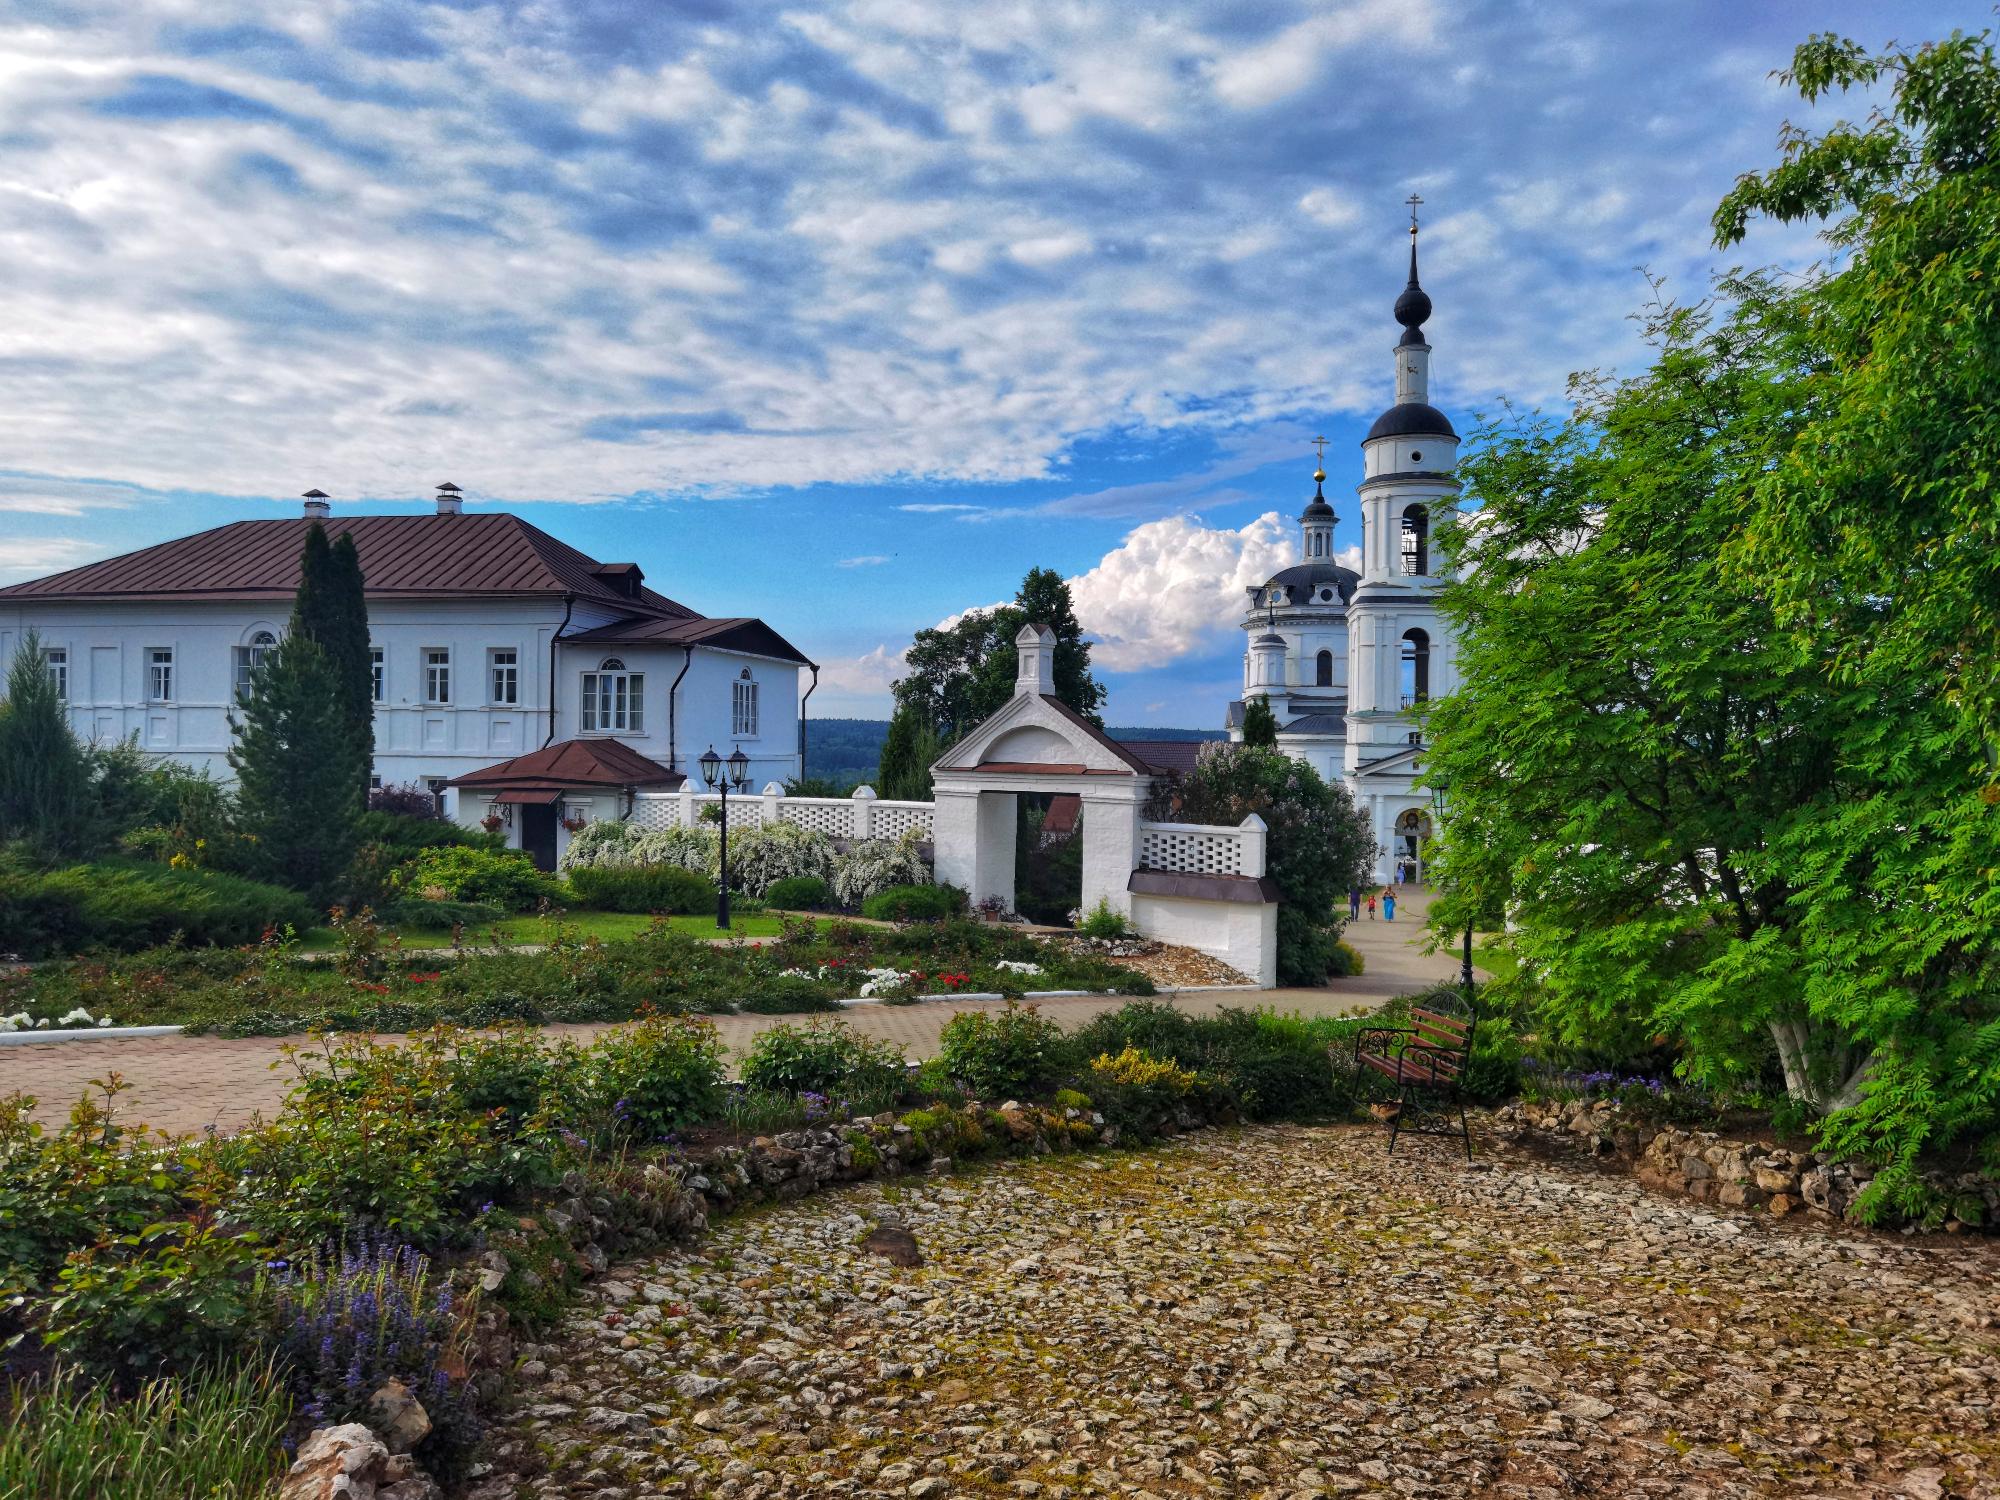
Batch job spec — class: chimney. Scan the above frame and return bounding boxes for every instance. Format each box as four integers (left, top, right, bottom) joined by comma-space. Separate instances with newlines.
302, 488, 330, 521
434, 481, 463, 516
1014, 622, 1056, 698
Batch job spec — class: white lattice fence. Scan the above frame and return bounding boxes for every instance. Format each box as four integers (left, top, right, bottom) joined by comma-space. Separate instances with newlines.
1138, 821, 1246, 876
627, 794, 683, 831
779, 798, 852, 836
870, 801, 934, 840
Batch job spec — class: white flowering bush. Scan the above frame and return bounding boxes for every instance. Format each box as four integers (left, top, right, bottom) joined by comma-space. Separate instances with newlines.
629, 826, 721, 876
994, 960, 1043, 976
0, 1008, 113, 1032
722, 823, 837, 898
831, 830, 933, 908
559, 820, 638, 870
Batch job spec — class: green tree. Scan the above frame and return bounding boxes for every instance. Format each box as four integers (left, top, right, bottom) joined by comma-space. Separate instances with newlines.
289, 525, 374, 799
228, 633, 361, 905
892, 568, 1106, 746
1165, 744, 1372, 985
1240, 696, 1279, 748
875, 704, 941, 802
0, 631, 97, 858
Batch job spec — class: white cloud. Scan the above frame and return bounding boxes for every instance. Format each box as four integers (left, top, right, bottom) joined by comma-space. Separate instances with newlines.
1066, 512, 1294, 672
1298, 187, 1361, 229
836, 554, 891, 567
0, 537, 105, 580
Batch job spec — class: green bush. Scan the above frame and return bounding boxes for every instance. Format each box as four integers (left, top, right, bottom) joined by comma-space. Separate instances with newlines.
0, 858, 316, 958
354, 811, 500, 854
1064, 1001, 1355, 1121
1076, 898, 1131, 939
938, 1002, 1067, 1098
1327, 939, 1365, 977
861, 883, 964, 923
373, 896, 508, 931
566, 863, 715, 914
740, 1021, 908, 1101
733, 975, 842, 1014
0, 1359, 292, 1500
764, 875, 833, 910
390, 846, 562, 913
587, 1015, 726, 1141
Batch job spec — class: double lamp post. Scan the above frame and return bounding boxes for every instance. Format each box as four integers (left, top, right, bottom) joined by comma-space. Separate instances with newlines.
698, 743, 752, 930
1428, 776, 1477, 1005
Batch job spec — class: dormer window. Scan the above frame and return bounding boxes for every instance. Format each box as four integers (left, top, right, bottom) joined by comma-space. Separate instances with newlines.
582, 657, 644, 733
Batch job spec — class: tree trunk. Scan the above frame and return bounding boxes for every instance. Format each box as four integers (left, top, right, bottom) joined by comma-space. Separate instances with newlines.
1768, 1016, 1873, 1113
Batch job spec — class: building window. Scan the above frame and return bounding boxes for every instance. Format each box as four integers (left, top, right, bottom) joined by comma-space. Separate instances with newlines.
148, 648, 174, 702
424, 776, 449, 815
233, 631, 276, 701
581, 657, 643, 733
732, 674, 759, 737
1399, 505, 1430, 576
489, 648, 518, 706
45, 647, 67, 701
1400, 628, 1431, 708
369, 774, 383, 791
424, 649, 451, 705
1315, 650, 1333, 688
370, 647, 384, 703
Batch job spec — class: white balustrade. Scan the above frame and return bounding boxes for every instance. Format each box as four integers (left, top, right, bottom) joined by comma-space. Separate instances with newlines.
626, 783, 933, 841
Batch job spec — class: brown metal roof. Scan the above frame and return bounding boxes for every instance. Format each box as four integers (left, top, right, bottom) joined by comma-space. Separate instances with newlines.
1037, 696, 1159, 775
449, 737, 686, 791
0, 513, 697, 618
565, 614, 815, 667
1113, 739, 1212, 777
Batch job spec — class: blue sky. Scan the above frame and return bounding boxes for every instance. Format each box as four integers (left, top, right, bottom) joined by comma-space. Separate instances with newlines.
0, 0, 1975, 725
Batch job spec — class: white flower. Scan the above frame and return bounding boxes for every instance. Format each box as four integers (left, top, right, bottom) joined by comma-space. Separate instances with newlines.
0, 1012, 30, 1033
98, 1017, 114, 1027
995, 960, 1043, 976
58, 1008, 96, 1027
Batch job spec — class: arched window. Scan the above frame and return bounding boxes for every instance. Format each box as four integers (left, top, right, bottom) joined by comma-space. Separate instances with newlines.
582, 656, 644, 733
1399, 505, 1430, 576
1315, 650, 1334, 687
1399, 628, 1431, 708
234, 630, 278, 701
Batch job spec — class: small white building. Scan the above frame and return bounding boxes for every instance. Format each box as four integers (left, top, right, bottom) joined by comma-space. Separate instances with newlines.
0, 485, 815, 869
1226, 223, 1460, 883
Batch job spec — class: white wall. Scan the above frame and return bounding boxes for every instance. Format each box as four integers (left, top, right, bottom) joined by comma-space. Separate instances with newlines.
550, 641, 800, 788
1131, 891, 1277, 988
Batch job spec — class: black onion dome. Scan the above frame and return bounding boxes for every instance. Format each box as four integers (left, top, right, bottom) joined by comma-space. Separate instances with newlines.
1254, 631, 1286, 646
1365, 401, 1457, 442
1262, 562, 1359, 606
1301, 474, 1334, 519
1395, 232, 1431, 345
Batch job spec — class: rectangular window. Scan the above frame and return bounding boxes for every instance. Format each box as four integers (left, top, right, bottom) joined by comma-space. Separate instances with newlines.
424, 649, 451, 705
580, 667, 644, 732
370, 647, 384, 703
45, 648, 68, 700
732, 678, 759, 738
423, 776, 448, 815
233, 633, 276, 701
489, 648, 518, 706
148, 648, 173, 702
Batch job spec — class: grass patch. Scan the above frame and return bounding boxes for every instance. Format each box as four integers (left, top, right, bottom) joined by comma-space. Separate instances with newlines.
293, 910, 802, 951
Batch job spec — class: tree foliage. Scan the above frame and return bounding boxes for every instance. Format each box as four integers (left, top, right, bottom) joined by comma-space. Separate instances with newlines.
1429, 29, 2000, 1215
1240, 696, 1279, 748
0, 632, 98, 859
289, 525, 374, 799
892, 567, 1106, 745
228, 633, 361, 907
874, 705, 941, 802
1164, 745, 1372, 986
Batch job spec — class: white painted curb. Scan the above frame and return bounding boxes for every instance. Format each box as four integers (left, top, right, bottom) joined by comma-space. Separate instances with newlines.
0, 1024, 186, 1046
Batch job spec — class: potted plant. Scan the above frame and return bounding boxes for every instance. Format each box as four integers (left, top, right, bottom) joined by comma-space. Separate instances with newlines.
481, 813, 505, 834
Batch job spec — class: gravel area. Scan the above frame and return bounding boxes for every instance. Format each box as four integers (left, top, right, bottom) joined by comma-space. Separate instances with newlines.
492, 1124, 2000, 1499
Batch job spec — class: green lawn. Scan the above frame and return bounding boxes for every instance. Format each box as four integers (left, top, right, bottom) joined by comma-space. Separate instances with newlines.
1473, 936, 1520, 983
295, 910, 804, 952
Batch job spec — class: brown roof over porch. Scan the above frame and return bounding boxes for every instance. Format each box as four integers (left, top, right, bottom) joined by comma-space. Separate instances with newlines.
447, 737, 686, 793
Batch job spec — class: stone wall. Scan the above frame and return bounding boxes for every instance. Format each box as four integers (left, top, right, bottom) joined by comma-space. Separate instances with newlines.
1494, 1098, 1998, 1236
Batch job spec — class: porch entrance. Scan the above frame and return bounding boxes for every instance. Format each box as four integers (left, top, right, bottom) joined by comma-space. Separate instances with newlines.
520, 804, 559, 871
1016, 793, 1084, 925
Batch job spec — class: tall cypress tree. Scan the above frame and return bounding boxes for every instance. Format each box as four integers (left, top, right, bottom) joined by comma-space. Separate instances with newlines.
0, 631, 96, 858
228, 633, 359, 905
289, 524, 375, 798
1241, 695, 1280, 748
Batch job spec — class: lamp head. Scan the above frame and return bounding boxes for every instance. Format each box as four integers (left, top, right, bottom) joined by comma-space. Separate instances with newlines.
726, 745, 751, 789
698, 745, 721, 789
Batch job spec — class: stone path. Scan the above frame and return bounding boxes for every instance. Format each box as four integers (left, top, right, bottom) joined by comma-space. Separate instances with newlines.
2, 887, 1465, 1137
493, 1124, 2000, 1500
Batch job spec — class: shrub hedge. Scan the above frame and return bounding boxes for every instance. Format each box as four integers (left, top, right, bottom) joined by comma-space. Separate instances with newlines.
389, 846, 562, 913
763, 875, 832, 910
0, 859, 317, 959
861, 883, 964, 923
564, 864, 715, 915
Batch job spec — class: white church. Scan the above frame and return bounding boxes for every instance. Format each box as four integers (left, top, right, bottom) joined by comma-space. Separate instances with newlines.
1226, 221, 1458, 885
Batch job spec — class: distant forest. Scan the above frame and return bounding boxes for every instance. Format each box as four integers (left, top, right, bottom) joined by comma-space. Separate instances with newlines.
801, 717, 1224, 788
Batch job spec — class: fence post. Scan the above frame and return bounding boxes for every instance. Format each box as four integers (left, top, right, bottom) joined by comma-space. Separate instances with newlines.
761, 782, 784, 830
1238, 813, 1268, 878
851, 783, 876, 840
677, 784, 697, 829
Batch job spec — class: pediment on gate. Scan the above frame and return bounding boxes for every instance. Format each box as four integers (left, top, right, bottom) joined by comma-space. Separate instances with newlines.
930, 692, 1156, 780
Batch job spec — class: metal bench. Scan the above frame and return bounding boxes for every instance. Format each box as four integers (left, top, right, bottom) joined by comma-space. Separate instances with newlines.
1345, 1000, 1477, 1159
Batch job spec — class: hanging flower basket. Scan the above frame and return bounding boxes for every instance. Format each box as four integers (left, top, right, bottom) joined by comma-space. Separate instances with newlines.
480, 814, 505, 834
561, 814, 590, 833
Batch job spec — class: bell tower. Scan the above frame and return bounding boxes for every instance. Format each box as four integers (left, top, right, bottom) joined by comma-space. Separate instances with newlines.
1345, 201, 1459, 774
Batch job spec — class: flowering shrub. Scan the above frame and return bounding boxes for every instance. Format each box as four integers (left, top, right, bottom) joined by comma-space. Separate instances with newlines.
721, 822, 837, 898
739, 1021, 908, 1102
938, 1002, 1066, 1098
1090, 1045, 1198, 1095
558, 819, 638, 870
588, 1014, 727, 1141
261, 1234, 482, 1477
831, 829, 932, 908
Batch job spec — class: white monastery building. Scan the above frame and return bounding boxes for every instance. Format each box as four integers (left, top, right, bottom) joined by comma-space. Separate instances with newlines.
0, 484, 814, 870
1226, 221, 1459, 883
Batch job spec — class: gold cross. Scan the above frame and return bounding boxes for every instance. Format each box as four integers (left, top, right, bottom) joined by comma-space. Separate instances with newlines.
1311, 435, 1329, 463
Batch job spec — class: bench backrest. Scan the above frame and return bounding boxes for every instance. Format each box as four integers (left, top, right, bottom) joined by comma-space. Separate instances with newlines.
1410, 1006, 1474, 1055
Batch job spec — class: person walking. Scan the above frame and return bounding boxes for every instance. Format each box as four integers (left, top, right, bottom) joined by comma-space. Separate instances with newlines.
1365, 892, 1377, 920
1382, 886, 1397, 922
1348, 886, 1362, 921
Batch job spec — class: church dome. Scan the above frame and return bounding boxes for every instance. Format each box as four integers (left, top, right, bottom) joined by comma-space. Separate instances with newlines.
1259, 561, 1359, 608
1365, 401, 1457, 442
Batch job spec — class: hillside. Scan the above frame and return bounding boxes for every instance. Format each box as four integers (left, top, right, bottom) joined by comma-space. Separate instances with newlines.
802, 717, 1225, 787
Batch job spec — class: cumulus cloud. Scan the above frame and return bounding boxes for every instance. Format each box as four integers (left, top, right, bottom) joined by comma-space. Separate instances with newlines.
0, 537, 108, 581
1066, 512, 1296, 672
0, 0, 1883, 507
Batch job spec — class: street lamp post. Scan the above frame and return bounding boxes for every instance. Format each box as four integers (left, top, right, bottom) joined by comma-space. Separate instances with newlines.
699, 744, 753, 930
1429, 778, 1476, 1004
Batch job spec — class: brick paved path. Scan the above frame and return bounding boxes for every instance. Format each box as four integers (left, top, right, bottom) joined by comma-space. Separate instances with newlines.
3, 886, 1464, 1138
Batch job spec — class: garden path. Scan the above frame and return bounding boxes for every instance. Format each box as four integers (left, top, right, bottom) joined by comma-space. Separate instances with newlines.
5, 884, 1464, 1139
489, 1123, 2000, 1499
